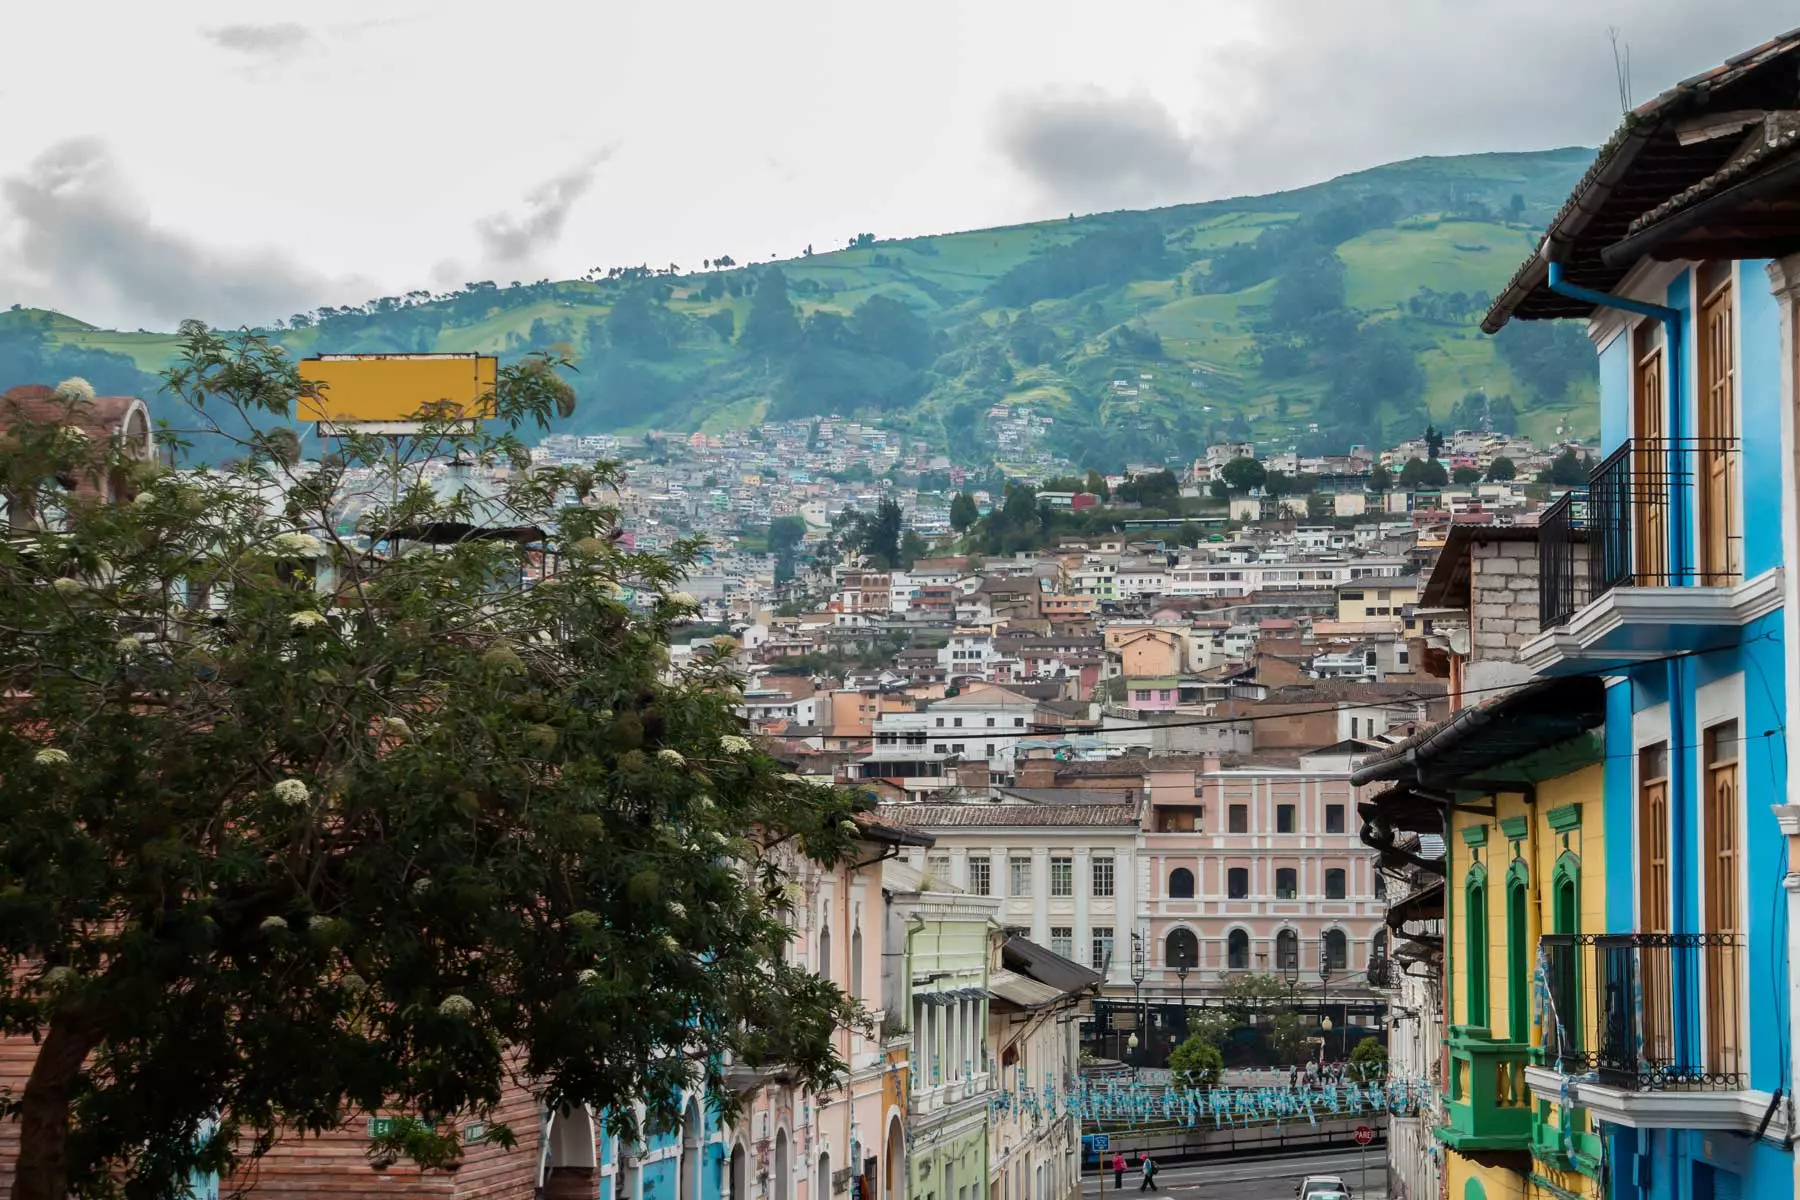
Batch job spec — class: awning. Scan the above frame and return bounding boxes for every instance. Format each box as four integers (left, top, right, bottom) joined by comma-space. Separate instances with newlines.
1385, 879, 1445, 937
1001, 935, 1102, 996
1350, 676, 1605, 787
987, 969, 1069, 1012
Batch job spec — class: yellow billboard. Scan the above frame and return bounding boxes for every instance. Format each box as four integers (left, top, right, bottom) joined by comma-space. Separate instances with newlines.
297, 354, 498, 425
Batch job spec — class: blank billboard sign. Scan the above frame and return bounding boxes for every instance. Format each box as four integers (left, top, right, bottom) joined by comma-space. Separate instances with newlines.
297, 354, 498, 427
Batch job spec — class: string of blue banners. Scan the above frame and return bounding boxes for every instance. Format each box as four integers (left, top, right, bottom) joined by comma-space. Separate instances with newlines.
987, 1075, 1435, 1129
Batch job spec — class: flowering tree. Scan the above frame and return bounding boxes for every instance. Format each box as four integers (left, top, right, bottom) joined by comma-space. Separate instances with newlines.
0, 327, 864, 1198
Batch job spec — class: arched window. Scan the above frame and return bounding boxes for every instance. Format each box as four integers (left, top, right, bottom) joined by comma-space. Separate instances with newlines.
1551, 854, 1582, 1055
1227, 929, 1250, 970
1325, 868, 1347, 899
1168, 867, 1195, 899
818, 924, 832, 982
1275, 867, 1298, 899
1506, 862, 1530, 1043
1276, 929, 1299, 972
1466, 868, 1489, 1026
817, 1152, 831, 1200
1165, 927, 1198, 970
850, 925, 864, 998
1323, 929, 1348, 972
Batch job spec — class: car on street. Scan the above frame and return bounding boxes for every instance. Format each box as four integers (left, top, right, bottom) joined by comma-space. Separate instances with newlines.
1296, 1177, 1351, 1199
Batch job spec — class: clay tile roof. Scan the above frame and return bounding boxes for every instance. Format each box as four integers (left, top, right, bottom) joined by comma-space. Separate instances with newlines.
1483, 27, 1800, 332
876, 802, 1141, 828
1, 386, 153, 446
1617, 119, 1800, 247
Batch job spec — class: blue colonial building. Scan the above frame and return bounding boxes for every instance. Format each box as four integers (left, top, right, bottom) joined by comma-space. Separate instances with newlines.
1483, 27, 1800, 1200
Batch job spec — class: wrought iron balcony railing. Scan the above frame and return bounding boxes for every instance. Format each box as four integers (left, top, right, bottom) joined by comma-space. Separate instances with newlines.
1537, 488, 1589, 629
1539, 932, 1744, 1091
1539, 438, 1742, 630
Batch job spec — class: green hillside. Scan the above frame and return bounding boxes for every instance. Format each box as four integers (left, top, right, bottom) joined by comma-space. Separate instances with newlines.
2, 147, 1601, 466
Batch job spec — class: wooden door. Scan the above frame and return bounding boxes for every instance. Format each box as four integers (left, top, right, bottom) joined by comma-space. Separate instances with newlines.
1639, 743, 1672, 1067
1697, 264, 1739, 584
1704, 721, 1742, 1079
1632, 321, 1668, 584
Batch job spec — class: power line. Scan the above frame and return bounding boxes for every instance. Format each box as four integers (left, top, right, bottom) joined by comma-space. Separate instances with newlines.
865, 633, 1779, 748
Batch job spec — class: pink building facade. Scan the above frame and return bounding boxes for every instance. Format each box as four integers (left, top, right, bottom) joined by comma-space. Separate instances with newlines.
1137, 749, 1386, 1004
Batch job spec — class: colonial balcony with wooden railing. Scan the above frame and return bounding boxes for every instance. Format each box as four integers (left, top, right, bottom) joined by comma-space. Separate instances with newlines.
1525, 438, 1776, 674
1436, 1025, 1533, 1153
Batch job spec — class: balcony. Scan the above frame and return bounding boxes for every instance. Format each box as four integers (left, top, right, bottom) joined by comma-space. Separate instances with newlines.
1436, 1026, 1532, 1152
1526, 438, 1774, 673
1526, 933, 1771, 1134
1536, 488, 1590, 630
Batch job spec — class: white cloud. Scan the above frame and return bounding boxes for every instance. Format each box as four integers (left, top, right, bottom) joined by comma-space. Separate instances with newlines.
0, 0, 1792, 328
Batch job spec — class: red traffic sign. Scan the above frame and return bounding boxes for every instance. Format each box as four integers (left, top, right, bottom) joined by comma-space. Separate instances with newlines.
1354, 1125, 1375, 1146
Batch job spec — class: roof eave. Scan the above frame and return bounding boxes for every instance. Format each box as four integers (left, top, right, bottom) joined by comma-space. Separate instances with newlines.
1481, 122, 1658, 334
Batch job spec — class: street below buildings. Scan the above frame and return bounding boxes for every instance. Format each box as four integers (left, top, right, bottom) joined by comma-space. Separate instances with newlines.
1083, 1148, 1387, 1200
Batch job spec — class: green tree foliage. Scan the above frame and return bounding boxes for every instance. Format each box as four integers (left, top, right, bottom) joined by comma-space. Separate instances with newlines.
1538, 447, 1590, 486
1106, 323, 1163, 358
1486, 456, 1517, 482
844, 498, 905, 568
1084, 470, 1110, 501
1268, 1012, 1306, 1065
1326, 324, 1424, 445
769, 515, 807, 584
0, 327, 865, 1196
739, 266, 802, 352
949, 491, 980, 533
1168, 1034, 1224, 1088
604, 287, 679, 360
1113, 469, 1179, 509
1350, 1036, 1389, 1081
989, 219, 1171, 307
1494, 319, 1594, 399
1399, 457, 1449, 489
769, 297, 936, 420
849, 296, 935, 369
1452, 466, 1482, 485
1487, 394, 1519, 434
1219, 457, 1267, 494
1424, 424, 1445, 461
1368, 464, 1393, 493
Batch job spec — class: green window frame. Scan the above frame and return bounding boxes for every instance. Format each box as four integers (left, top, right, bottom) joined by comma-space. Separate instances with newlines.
1506, 860, 1530, 1044
1550, 854, 1581, 1049
1466, 864, 1489, 1028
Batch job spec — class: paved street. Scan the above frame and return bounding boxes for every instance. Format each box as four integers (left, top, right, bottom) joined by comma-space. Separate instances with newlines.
1083, 1149, 1388, 1200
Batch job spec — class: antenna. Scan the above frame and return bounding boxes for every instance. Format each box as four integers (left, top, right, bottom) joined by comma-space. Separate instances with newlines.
1608, 27, 1634, 115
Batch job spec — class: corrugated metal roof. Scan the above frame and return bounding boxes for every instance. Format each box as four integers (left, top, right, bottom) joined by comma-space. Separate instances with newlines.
1002, 935, 1103, 997
988, 969, 1067, 1010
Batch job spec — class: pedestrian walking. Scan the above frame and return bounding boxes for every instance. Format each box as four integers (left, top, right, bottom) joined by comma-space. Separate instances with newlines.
1138, 1154, 1158, 1192
1113, 1153, 1126, 1191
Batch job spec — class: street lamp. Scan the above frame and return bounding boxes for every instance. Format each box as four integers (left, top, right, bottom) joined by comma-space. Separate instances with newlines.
1280, 941, 1300, 1007
1129, 931, 1147, 1072
1318, 935, 1336, 1064
1175, 962, 1191, 1039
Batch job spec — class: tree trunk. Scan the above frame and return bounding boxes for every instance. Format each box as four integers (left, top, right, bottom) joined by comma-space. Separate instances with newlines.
10, 1011, 104, 1200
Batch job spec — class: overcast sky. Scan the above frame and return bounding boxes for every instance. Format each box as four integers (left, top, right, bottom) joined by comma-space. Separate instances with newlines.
1, 0, 1792, 330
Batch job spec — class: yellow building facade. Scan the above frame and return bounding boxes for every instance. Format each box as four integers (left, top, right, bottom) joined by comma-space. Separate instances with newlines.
1441, 738, 1605, 1200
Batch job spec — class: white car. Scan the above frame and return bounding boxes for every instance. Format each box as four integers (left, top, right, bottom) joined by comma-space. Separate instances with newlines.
1296, 1178, 1351, 1200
